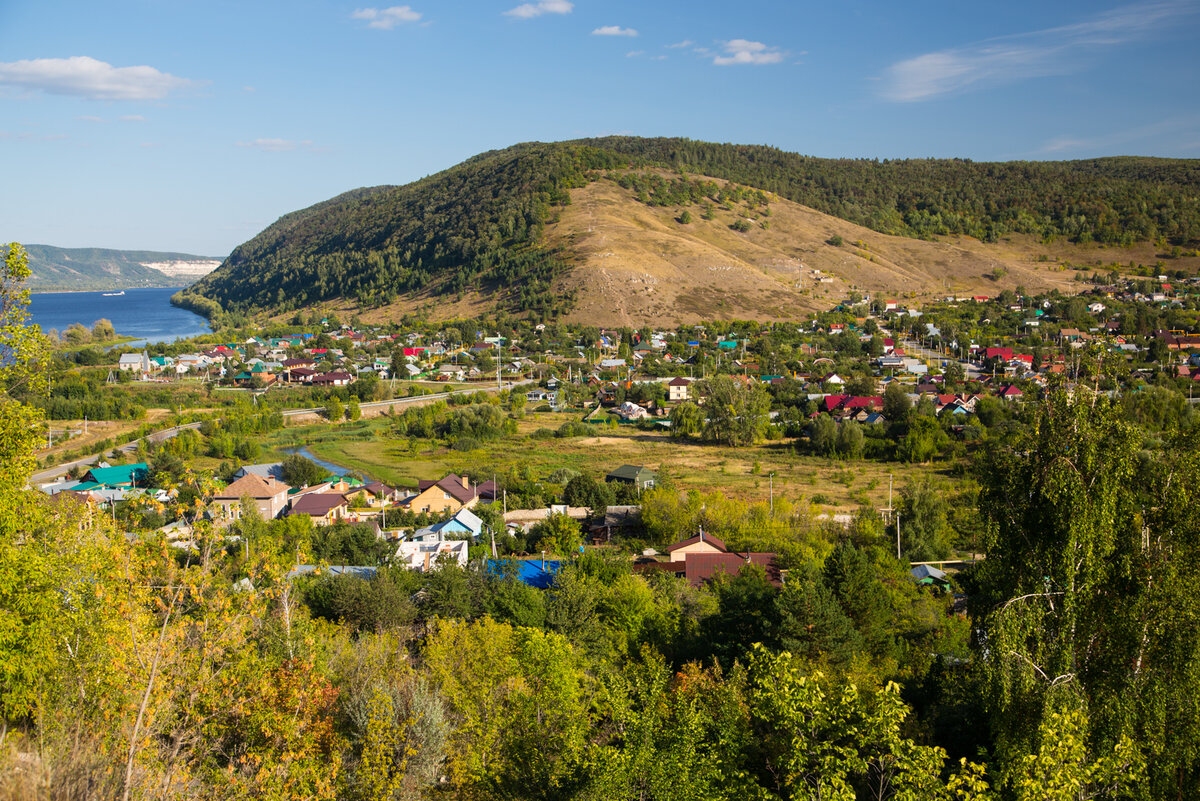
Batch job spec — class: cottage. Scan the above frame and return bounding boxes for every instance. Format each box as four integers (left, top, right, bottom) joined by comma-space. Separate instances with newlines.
665, 531, 727, 563
667, 376, 691, 401
395, 540, 469, 571
118, 352, 151, 373
910, 564, 952, 592
288, 492, 349, 525
605, 465, 658, 491
405, 474, 486, 515
212, 474, 292, 521
411, 508, 485, 543
81, 462, 149, 488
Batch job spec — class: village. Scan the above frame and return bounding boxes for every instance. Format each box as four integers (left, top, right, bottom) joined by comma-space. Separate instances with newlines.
31, 271, 1200, 604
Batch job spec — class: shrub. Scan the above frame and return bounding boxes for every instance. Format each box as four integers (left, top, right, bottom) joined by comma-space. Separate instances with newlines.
556, 421, 592, 438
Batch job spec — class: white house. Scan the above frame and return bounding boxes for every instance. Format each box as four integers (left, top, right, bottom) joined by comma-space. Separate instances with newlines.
395, 540, 469, 571
118, 352, 151, 373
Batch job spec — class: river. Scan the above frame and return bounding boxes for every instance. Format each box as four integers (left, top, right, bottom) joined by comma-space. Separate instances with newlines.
282, 446, 373, 482
28, 287, 211, 347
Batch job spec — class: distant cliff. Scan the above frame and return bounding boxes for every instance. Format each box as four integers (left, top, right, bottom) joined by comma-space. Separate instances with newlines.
21, 244, 220, 292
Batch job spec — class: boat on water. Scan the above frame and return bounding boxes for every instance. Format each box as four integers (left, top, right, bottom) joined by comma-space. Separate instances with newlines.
102, 290, 126, 296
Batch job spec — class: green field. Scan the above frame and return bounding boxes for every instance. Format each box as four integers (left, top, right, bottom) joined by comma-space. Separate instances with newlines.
261, 409, 960, 513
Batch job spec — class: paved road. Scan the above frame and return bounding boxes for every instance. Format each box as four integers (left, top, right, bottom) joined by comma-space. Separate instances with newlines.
31, 381, 528, 486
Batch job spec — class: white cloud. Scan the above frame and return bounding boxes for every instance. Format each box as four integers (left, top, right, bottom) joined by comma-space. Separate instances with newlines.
712, 39, 784, 66
77, 115, 104, 123
504, 0, 572, 19
626, 50, 645, 58
593, 25, 637, 37
0, 56, 197, 101
665, 40, 693, 49
351, 6, 422, 29
236, 138, 315, 153
883, 0, 1197, 102
120, 114, 145, 122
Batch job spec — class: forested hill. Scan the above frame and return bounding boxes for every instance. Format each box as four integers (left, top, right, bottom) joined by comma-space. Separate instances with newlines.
176, 137, 1200, 321
176, 143, 631, 320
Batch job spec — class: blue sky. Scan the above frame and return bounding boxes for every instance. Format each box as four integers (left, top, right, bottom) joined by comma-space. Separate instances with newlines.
2, 0, 1198, 256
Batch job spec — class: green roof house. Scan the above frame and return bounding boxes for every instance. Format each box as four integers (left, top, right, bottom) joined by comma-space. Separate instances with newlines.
82, 462, 149, 488
605, 464, 658, 490
910, 564, 952, 592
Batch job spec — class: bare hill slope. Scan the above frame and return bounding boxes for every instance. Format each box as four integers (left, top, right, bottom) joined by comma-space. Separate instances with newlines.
344, 172, 1195, 328
548, 175, 1076, 326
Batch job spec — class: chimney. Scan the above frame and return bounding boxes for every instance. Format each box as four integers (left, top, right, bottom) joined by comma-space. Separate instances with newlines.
461, 474, 470, 489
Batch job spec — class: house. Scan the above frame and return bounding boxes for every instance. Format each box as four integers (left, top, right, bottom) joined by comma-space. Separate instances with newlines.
405, 474, 486, 515
363, 481, 405, 504
615, 401, 650, 420
395, 540, 469, 571
81, 462, 149, 488
312, 371, 354, 386
667, 377, 691, 401
997, 384, 1024, 400
234, 462, 286, 483
212, 474, 292, 521
118, 352, 151, 373
411, 508, 485, 543
605, 464, 658, 491
910, 564, 952, 592
288, 492, 349, 525
283, 367, 317, 384
666, 531, 727, 563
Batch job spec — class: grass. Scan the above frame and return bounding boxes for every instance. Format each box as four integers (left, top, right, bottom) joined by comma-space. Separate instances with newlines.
52, 335, 139, 353
261, 409, 961, 512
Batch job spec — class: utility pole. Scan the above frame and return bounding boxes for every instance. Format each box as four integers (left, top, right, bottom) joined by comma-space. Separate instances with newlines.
896, 512, 902, 561
769, 473, 774, 516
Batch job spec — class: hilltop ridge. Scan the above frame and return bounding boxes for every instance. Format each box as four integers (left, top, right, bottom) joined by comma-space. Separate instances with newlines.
175, 137, 1200, 326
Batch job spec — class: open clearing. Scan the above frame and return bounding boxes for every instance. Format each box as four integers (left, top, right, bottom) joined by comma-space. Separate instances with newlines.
262, 410, 960, 514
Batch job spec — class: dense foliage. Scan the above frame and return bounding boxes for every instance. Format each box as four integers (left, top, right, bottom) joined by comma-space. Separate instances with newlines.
176, 143, 632, 320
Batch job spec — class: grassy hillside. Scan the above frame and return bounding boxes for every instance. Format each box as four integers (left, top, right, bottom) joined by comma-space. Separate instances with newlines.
21, 244, 219, 291
178, 137, 1200, 323
582, 138, 1200, 245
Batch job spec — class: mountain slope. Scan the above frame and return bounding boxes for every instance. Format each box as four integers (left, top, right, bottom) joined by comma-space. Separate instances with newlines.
550, 174, 1074, 326
177, 137, 1200, 324
22, 245, 220, 291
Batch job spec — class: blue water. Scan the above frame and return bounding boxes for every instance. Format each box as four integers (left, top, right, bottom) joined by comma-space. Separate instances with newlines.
28, 287, 210, 346
281, 446, 373, 482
